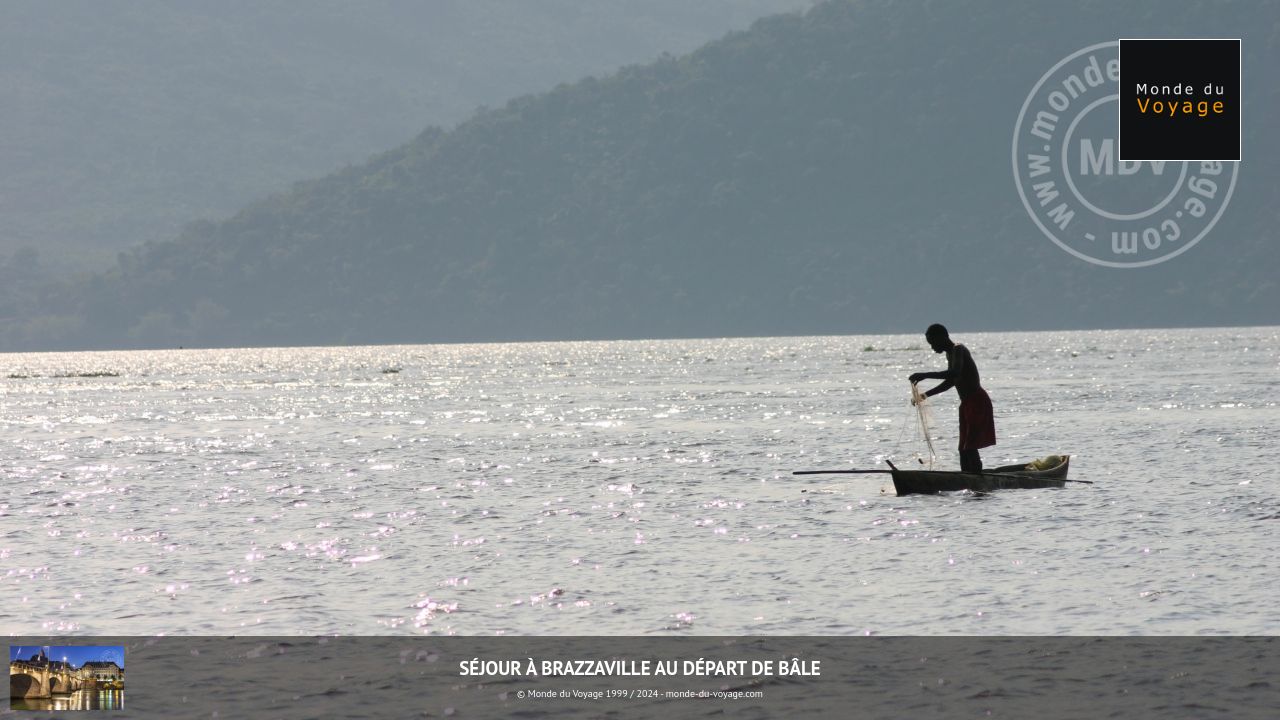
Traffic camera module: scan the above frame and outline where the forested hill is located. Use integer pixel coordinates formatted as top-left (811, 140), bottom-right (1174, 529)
top-left (4, 0), bottom-right (1276, 350)
top-left (0, 0), bottom-right (808, 272)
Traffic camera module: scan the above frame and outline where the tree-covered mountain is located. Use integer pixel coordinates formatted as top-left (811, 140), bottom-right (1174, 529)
top-left (0, 0), bottom-right (809, 272)
top-left (4, 0), bottom-right (1276, 350)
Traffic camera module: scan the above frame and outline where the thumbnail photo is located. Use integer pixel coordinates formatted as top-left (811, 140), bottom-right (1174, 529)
top-left (9, 646), bottom-right (124, 712)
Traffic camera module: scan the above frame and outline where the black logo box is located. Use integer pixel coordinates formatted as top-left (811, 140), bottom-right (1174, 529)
top-left (1119, 38), bottom-right (1241, 161)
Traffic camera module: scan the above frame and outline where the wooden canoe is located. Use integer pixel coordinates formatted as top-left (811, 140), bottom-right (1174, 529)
top-left (889, 455), bottom-right (1070, 495)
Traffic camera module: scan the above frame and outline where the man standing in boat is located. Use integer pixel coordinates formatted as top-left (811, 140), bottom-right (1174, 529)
top-left (908, 324), bottom-right (995, 473)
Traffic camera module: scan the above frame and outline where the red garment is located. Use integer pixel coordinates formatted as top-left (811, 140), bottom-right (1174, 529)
top-left (958, 388), bottom-right (996, 451)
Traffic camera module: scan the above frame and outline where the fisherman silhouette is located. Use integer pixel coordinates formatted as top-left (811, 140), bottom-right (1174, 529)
top-left (908, 324), bottom-right (996, 472)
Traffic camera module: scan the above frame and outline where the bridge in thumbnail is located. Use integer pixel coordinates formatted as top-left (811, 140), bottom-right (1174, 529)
top-left (9, 648), bottom-right (124, 700)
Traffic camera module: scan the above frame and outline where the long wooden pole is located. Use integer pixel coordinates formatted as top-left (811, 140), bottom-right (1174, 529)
top-left (791, 469), bottom-right (892, 475)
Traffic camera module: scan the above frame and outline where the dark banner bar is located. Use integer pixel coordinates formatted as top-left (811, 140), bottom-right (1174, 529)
top-left (6, 637), bottom-right (1278, 718)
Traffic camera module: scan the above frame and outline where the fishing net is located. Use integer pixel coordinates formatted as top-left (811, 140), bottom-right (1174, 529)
top-left (910, 382), bottom-right (937, 469)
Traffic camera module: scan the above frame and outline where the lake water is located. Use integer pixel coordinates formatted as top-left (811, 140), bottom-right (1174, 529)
top-left (1, 327), bottom-right (1276, 636)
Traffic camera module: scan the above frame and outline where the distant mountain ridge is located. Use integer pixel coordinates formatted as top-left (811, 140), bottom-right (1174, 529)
top-left (0, 0), bottom-right (809, 272)
top-left (2, 0), bottom-right (1276, 350)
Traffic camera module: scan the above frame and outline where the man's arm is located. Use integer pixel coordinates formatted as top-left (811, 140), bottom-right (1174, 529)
top-left (908, 371), bottom-right (949, 398)
top-left (909, 370), bottom-right (948, 382)
top-left (924, 378), bottom-right (954, 398)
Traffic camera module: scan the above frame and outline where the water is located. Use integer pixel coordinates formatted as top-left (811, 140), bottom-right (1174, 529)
top-left (1, 328), bottom-right (1276, 636)
top-left (10, 689), bottom-right (124, 711)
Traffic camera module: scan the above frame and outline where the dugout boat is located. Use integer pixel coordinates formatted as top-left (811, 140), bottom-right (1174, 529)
top-left (887, 455), bottom-right (1070, 495)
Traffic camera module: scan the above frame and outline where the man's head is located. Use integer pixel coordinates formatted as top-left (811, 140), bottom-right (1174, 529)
top-left (925, 323), bottom-right (950, 353)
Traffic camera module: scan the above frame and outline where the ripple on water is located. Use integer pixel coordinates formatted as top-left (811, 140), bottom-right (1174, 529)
top-left (1, 330), bottom-right (1278, 634)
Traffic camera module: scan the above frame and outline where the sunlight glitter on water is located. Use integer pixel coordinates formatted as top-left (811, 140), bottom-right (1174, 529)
top-left (1, 329), bottom-right (1278, 635)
